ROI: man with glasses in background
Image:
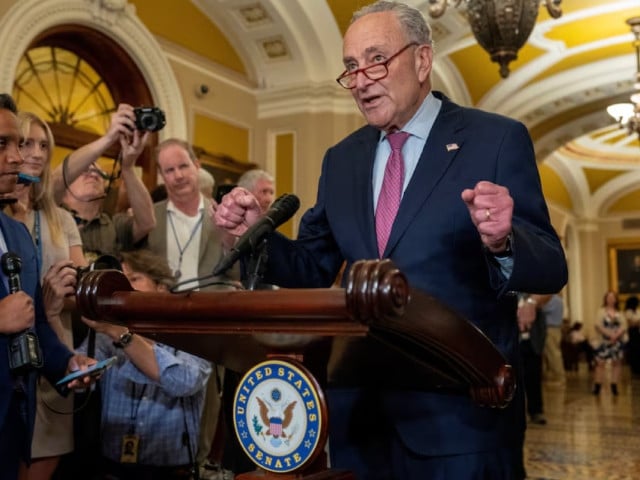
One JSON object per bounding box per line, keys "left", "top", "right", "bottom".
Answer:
{"left": 215, "top": 1, "right": 566, "bottom": 478}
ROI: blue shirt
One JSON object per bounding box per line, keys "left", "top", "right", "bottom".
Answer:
{"left": 79, "top": 333, "right": 212, "bottom": 466}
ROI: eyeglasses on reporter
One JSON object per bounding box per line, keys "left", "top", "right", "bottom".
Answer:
{"left": 84, "top": 164, "right": 109, "bottom": 180}
{"left": 336, "top": 42, "right": 420, "bottom": 89}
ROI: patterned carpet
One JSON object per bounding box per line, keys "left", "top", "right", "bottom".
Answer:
{"left": 524, "top": 364, "right": 640, "bottom": 480}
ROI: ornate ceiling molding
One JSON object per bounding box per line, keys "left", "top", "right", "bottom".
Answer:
{"left": 194, "top": 0, "right": 343, "bottom": 89}
{"left": 256, "top": 83, "right": 357, "bottom": 119}
{"left": 544, "top": 154, "right": 589, "bottom": 217}
{"left": 594, "top": 171, "right": 640, "bottom": 216}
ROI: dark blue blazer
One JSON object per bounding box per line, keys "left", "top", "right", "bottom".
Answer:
{"left": 262, "top": 93, "right": 567, "bottom": 458}
{"left": 0, "top": 212, "right": 72, "bottom": 462}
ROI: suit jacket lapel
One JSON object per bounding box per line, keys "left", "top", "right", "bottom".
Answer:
{"left": 0, "top": 213, "right": 19, "bottom": 250}
{"left": 385, "top": 96, "right": 466, "bottom": 256}
{"left": 354, "top": 127, "right": 382, "bottom": 257}
{"left": 0, "top": 214, "right": 16, "bottom": 296}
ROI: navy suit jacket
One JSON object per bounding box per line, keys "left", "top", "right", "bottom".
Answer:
{"left": 261, "top": 93, "right": 567, "bottom": 458}
{"left": 0, "top": 212, "right": 72, "bottom": 462}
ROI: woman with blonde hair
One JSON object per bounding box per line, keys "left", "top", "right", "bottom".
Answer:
{"left": 4, "top": 111, "right": 86, "bottom": 480}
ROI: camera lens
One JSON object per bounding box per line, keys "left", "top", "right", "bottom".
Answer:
{"left": 141, "top": 114, "right": 157, "bottom": 130}
{"left": 134, "top": 107, "right": 166, "bottom": 132}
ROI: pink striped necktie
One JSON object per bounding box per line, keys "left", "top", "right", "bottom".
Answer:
{"left": 376, "top": 131, "right": 410, "bottom": 257}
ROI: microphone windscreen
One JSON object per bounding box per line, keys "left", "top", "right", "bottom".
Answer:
{"left": 1, "top": 252, "right": 22, "bottom": 276}
{"left": 268, "top": 194, "right": 300, "bottom": 227}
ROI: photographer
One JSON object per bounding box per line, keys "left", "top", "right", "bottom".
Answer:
{"left": 51, "top": 103, "right": 156, "bottom": 262}
{"left": 75, "top": 249, "right": 211, "bottom": 480}
{"left": 0, "top": 93, "right": 97, "bottom": 479}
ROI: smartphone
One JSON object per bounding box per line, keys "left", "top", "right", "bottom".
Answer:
{"left": 55, "top": 356, "right": 117, "bottom": 386}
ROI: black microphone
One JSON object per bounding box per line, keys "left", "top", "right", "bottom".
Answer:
{"left": 1, "top": 252, "right": 22, "bottom": 293}
{"left": 1, "top": 252, "right": 43, "bottom": 373}
{"left": 213, "top": 193, "right": 300, "bottom": 276}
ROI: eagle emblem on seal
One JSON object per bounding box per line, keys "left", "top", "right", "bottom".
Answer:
{"left": 255, "top": 388, "right": 297, "bottom": 447}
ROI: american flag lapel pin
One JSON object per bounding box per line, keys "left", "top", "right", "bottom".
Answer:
{"left": 446, "top": 143, "right": 459, "bottom": 152}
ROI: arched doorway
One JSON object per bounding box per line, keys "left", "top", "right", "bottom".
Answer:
{"left": 13, "top": 25, "right": 157, "bottom": 192}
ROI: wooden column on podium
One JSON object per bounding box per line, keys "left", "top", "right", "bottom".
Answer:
{"left": 75, "top": 259, "right": 515, "bottom": 479}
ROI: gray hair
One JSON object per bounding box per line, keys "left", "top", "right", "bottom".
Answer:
{"left": 351, "top": 1, "right": 432, "bottom": 46}
{"left": 237, "top": 169, "right": 275, "bottom": 191}
{"left": 198, "top": 168, "right": 215, "bottom": 196}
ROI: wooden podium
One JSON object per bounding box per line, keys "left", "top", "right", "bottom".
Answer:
{"left": 75, "top": 259, "right": 515, "bottom": 479}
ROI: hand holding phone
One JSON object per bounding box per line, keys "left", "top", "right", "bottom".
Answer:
{"left": 56, "top": 356, "right": 116, "bottom": 386}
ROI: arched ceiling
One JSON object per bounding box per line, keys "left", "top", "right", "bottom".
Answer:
{"left": 130, "top": 0, "right": 640, "bottom": 221}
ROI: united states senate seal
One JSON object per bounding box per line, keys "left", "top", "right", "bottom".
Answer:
{"left": 233, "top": 358, "right": 327, "bottom": 473}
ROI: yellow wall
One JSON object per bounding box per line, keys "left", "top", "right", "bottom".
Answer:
{"left": 193, "top": 114, "right": 249, "bottom": 162}
{"left": 130, "top": 0, "right": 246, "bottom": 75}
{"left": 539, "top": 163, "right": 573, "bottom": 211}
{"left": 275, "top": 133, "right": 294, "bottom": 237}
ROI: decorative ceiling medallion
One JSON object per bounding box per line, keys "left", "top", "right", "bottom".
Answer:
{"left": 261, "top": 36, "right": 289, "bottom": 60}
{"left": 238, "top": 3, "right": 272, "bottom": 27}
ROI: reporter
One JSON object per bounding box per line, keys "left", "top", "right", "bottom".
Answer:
{"left": 77, "top": 249, "right": 211, "bottom": 480}
{"left": 0, "top": 93, "right": 96, "bottom": 480}
{"left": 4, "top": 110, "right": 88, "bottom": 480}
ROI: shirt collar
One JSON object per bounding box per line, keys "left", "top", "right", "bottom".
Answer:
{"left": 379, "top": 92, "right": 442, "bottom": 144}
{"left": 167, "top": 194, "right": 205, "bottom": 216}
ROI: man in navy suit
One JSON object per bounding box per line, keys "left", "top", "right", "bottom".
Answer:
{"left": 0, "top": 93, "right": 96, "bottom": 479}
{"left": 214, "top": 2, "right": 567, "bottom": 478}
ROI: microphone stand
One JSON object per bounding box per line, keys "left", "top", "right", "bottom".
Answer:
{"left": 244, "top": 238, "right": 269, "bottom": 291}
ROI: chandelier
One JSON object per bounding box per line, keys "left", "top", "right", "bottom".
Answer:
{"left": 606, "top": 17, "right": 640, "bottom": 139}
{"left": 427, "top": 0, "right": 562, "bottom": 78}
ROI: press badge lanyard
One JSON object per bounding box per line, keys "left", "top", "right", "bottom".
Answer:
{"left": 120, "top": 383, "right": 147, "bottom": 463}
{"left": 168, "top": 210, "right": 203, "bottom": 278}
{"left": 129, "top": 383, "right": 147, "bottom": 434}
{"left": 33, "top": 210, "right": 42, "bottom": 276}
